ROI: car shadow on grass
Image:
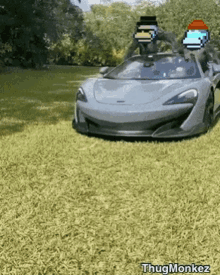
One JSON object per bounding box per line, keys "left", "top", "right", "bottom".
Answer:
{"left": 0, "top": 116, "right": 64, "bottom": 138}
{"left": 0, "top": 102, "right": 73, "bottom": 138}
{"left": 86, "top": 133, "right": 202, "bottom": 143}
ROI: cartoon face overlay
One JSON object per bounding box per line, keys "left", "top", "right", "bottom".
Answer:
{"left": 134, "top": 25, "right": 158, "bottom": 44}
{"left": 134, "top": 16, "right": 159, "bottom": 44}
{"left": 182, "top": 20, "right": 210, "bottom": 50}
{"left": 183, "top": 30, "right": 210, "bottom": 49}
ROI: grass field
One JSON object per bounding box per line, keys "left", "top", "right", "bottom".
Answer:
{"left": 0, "top": 65, "right": 220, "bottom": 274}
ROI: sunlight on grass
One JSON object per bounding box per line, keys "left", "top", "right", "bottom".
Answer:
{"left": 48, "top": 89, "right": 72, "bottom": 94}
{"left": 17, "top": 97, "right": 43, "bottom": 104}
{"left": 0, "top": 117, "right": 27, "bottom": 125}
{"left": 33, "top": 101, "right": 72, "bottom": 111}
{"left": 53, "top": 83, "right": 69, "bottom": 86}
{"left": 0, "top": 65, "right": 99, "bottom": 137}
{"left": 1, "top": 66, "right": 220, "bottom": 274}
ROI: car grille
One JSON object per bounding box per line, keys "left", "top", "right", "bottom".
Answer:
{"left": 86, "top": 111, "right": 191, "bottom": 132}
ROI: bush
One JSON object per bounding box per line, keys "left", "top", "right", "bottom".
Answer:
{"left": 0, "top": 60, "right": 6, "bottom": 73}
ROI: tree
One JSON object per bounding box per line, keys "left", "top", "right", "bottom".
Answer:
{"left": 78, "top": 2, "right": 136, "bottom": 65}
{"left": 46, "top": 0, "right": 85, "bottom": 65}
{"left": 47, "top": 0, "right": 84, "bottom": 42}
{"left": 156, "top": 0, "right": 220, "bottom": 44}
{"left": 0, "top": 0, "right": 47, "bottom": 67}
{"left": 0, "top": 0, "right": 84, "bottom": 68}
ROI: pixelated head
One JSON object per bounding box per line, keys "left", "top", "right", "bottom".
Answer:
{"left": 134, "top": 16, "right": 158, "bottom": 44}
{"left": 182, "top": 20, "right": 210, "bottom": 50}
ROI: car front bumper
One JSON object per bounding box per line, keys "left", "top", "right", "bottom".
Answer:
{"left": 73, "top": 104, "right": 206, "bottom": 138}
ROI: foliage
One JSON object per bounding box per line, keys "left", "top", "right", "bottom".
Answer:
{"left": 49, "top": 34, "right": 76, "bottom": 64}
{"left": 0, "top": 42, "right": 12, "bottom": 55}
{"left": 0, "top": 0, "right": 83, "bottom": 68}
{"left": 48, "top": 0, "right": 85, "bottom": 43}
{"left": 133, "top": 0, "right": 157, "bottom": 18}
{"left": 42, "top": 0, "right": 85, "bottom": 65}
{"left": 2, "top": 0, "right": 220, "bottom": 68}
{"left": 72, "top": 0, "right": 220, "bottom": 66}
{"left": 0, "top": 0, "right": 48, "bottom": 68}
{"left": 70, "top": 0, "right": 170, "bottom": 66}
{"left": 0, "top": 42, "right": 12, "bottom": 71}
{"left": 71, "top": 2, "right": 136, "bottom": 66}
{"left": 156, "top": 0, "right": 220, "bottom": 45}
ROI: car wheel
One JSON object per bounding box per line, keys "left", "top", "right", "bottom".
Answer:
{"left": 203, "top": 91, "right": 214, "bottom": 131}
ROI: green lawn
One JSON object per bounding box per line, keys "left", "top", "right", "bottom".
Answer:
{"left": 0, "top": 66, "right": 99, "bottom": 137}
{"left": 0, "top": 66, "right": 220, "bottom": 274}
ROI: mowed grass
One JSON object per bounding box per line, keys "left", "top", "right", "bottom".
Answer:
{"left": 0, "top": 65, "right": 100, "bottom": 137}
{"left": 0, "top": 66, "right": 220, "bottom": 274}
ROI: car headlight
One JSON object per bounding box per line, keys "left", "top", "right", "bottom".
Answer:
{"left": 163, "top": 89, "right": 198, "bottom": 105}
{"left": 76, "top": 87, "right": 87, "bottom": 102}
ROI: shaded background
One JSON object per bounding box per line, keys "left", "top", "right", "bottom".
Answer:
{"left": 1, "top": 0, "right": 220, "bottom": 69}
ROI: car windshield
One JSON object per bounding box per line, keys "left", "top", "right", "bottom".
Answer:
{"left": 104, "top": 54, "right": 201, "bottom": 80}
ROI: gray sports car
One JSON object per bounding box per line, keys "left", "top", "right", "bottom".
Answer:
{"left": 73, "top": 52, "right": 220, "bottom": 138}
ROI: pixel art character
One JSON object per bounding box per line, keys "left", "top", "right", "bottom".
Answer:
{"left": 124, "top": 16, "right": 179, "bottom": 60}
{"left": 134, "top": 16, "right": 159, "bottom": 44}
{"left": 182, "top": 20, "right": 210, "bottom": 50}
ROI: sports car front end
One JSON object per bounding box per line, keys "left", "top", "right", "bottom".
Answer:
{"left": 73, "top": 54, "right": 210, "bottom": 138}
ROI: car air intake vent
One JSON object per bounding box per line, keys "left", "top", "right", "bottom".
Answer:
{"left": 117, "top": 101, "right": 125, "bottom": 103}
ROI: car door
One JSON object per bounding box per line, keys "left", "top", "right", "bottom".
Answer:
{"left": 198, "top": 53, "right": 220, "bottom": 112}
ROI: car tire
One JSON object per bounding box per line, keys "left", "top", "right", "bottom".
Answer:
{"left": 72, "top": 119, "right": 75, "bottom": 129}
{"left": 203, "top": 91, "right": 214, "bottom": 131}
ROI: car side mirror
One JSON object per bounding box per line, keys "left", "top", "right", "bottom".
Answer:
{"left": 99, "top": 67, "right": 109, "bottom": 74}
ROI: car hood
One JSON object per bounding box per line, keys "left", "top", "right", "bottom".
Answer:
{"left": 94, "top": 78, "right": 200, "bottom": 105}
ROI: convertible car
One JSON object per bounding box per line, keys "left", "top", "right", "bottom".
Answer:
{"left": 73, "top": 52, "right": 220, "bottom": 138}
